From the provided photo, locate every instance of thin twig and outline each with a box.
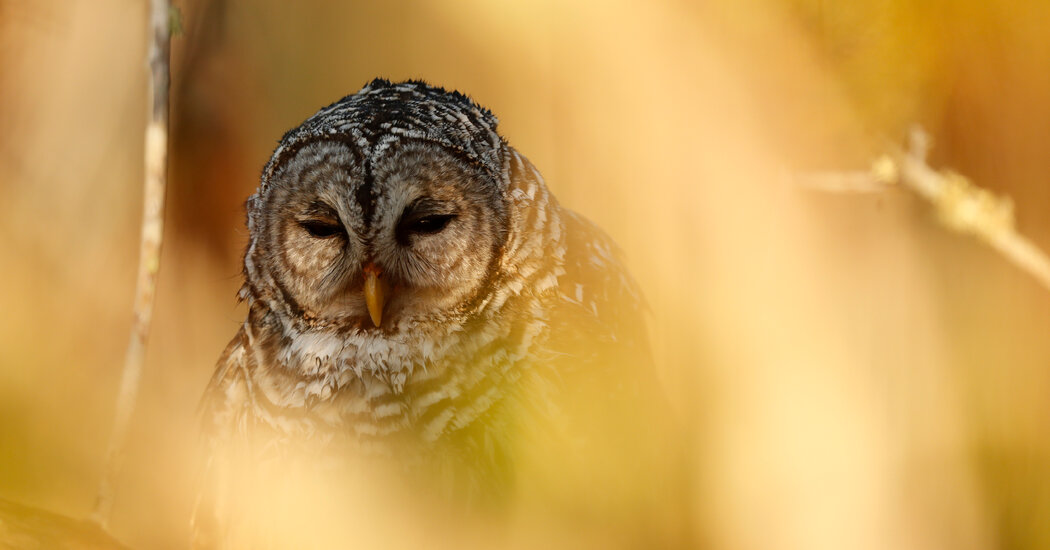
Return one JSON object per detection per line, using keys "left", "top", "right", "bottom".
{"left": 795, "top": 126, "right": 1050, "bottom": 293}
{"left": 92, "top": 0, "right": 171, "bottom": 528}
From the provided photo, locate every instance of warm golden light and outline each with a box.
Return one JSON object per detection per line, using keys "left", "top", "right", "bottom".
{"left": 2, "top": 1, "right": 1050, "bottom": 548}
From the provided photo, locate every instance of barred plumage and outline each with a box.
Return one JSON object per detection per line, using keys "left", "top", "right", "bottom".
{"left": 194, "top": 79, "right": 663, "bottom": 548}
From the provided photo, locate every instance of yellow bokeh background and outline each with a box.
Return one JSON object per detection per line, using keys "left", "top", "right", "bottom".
{"left": 2, "top": 0, "right": 1050, "bottom": 548}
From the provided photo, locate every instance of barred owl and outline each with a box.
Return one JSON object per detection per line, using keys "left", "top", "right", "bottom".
{"left": 195, "top": 79, "right": 674, "bottom": 548}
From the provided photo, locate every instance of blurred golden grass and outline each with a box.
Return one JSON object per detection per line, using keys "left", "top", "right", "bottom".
{"left": 2, "top": 0, "right": 1050, "bottom": 548}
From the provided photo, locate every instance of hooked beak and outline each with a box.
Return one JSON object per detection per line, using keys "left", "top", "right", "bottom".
{"left": 362, "top": 263, "right": 387, "bottom": 327}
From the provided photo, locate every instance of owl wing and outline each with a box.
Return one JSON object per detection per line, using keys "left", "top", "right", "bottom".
{"left": 198, "top": 327, "right": 252, "bottom": 438}
{"left": 523, "top": 210, "right": 687, "bottom": 544}
{"left": 191, "top": 328, "right": 252, "bottom": 550}
{"left": 548, "top": 209, "right": 651, "bottom": 373}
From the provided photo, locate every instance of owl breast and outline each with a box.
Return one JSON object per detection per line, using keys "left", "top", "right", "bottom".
{"left": 229, "top": 295, "right": 552, "bottom": 456}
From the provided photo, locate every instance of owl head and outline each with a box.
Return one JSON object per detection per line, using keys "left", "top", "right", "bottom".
{"left": 241, "top": 79, "right": 527, "bottom": 335}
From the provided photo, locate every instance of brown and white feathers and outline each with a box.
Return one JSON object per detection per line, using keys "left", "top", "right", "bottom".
{"left": 195, "top": 79, "right": 667, "bottom": 548}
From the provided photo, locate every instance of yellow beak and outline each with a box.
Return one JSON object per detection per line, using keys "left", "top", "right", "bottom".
{"left": 363, "top": 263, "right": 387, "bottom": 327}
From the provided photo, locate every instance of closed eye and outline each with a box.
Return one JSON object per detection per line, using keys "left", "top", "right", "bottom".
{"left": 406, "top": 213, "right": 455, "bottom": 234}
{"left": 395, "top": 198, "right": 458, "bottom": 245}
{"left": 299, "top": 219, "right": 345, "bottom": 238}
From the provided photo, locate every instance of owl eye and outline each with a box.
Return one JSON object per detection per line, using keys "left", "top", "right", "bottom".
{"left": 395, "top": 200, "right": 457, "bottom": 245}
{"left": 406, "top": 214, "right": 455, "bottom": 234}
{"left": 299, "top": 219, "right": 345, "bottom": 239}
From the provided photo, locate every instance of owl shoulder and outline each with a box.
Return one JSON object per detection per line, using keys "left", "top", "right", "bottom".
{"left": 199, "top": 327, "right": 253, "bottom": 439}
{"left": 549, "top": 209, "right": 648, "bottom": 356}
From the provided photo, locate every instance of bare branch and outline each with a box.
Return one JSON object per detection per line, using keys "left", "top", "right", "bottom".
{"left": 795, "top": 127, "right": 1050, "bottom": 293}
{"left": 92, "top": 0, "right": 172, "bottom": 528}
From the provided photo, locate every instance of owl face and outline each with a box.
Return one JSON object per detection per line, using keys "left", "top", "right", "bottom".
{"left": 251, "top": 138, "right": 508, "bottom": 332}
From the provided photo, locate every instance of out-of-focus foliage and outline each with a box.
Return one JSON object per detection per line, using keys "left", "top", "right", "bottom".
{"left": 1, "top": 0, "right": 1049, "bottom": 548}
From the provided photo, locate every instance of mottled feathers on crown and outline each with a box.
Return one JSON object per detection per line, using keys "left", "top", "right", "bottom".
{"left": 261, "top": 79, "right": 504, "bottom": 194}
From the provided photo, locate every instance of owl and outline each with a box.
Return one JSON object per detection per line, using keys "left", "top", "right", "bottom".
{"left": 194, "top": 79, "right": 676, "bottom": 548}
